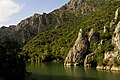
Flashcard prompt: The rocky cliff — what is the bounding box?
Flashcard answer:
[95,7,120,70]
[96,21,120,70]
[64,2,120,69]
[64,28,99,66]
[64,29,88,66]
[0,13,54,44]
[61,0,95,15]
[13,13,53,44]
[0,0,120,70]
[0,0,105,44]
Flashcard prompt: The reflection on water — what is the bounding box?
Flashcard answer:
[27,62,120,80]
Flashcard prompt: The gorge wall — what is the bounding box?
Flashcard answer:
[64,7,120,71]
[0,0,120,70]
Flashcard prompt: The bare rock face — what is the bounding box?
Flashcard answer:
[104,26,109,33]
[13,13,53,44]
[112,21,120,50]
[84,45,101,67]
[88,28,99,42]
[114,7,120,20]
[84,53,95,67]
[96,50,120,70]
[66,0,86,9]
[97,21,120,70]
[61,0,95,15]
[64,29,88,66]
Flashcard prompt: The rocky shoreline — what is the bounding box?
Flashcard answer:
[96,66,120,71]
[64,6,120,71]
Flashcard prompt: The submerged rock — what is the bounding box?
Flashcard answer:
[64,29,88,66]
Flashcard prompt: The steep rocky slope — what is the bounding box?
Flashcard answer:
[0,13,55,44]
[0,0,111,44]
[13,13,54,44]
[64,29,88,66]
[0,0,120,70]
[64,3,120,69]
[22,0,120,64]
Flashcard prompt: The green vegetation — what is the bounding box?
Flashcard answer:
[22,0,120,65]
[0,41,27,80]
[0,1,120,76]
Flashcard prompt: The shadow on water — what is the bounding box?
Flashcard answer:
[30,74,98,80]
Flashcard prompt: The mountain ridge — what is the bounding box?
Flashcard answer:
[0,0,120,70]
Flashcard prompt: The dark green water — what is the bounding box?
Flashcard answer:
[27,62,120,80]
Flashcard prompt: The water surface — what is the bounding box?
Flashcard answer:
[27,62,120,80]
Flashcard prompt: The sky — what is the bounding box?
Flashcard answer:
[0,0,69,27]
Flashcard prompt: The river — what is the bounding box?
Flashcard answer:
[27,62,120,80]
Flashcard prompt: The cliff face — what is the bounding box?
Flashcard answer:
[64,4,120,68]
[21,0,120,66]
[61,0,95,15]
[0,0,120,70]
[64,29,88,66]
[96,21,120,71]
[0,0,101,44]
[13,13,53,44]
[64,28,99,66]
[112,21,120,50]
[65,0,86,9]
[94,7,120,70]
[0,13,53,44]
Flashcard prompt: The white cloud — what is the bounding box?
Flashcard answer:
[0,0,22,23]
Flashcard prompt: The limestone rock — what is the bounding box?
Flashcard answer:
[88,28,99,42]
[112,21,120,50]
[109,21,115,28]
[97,21,120,70]
[84,53,95,67]
[114,7,120,20]
[104,26,109,33]
[13,13,53,44]
[64,29,88,66]
[84,45,101,67]
[104,51,120,66]
[61,0,95,15]
[66,0,86,9]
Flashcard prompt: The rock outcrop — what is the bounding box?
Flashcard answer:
[104,26,109,33]
[88,28,99,42]
[61,0,95,15]
[64,29,88,66]
[112,21,120,50]
[14,13,53,44]
[66,0,86,9]
[96,21,120,70]
[84,53,95,67]
[114,7,120,20]
[0,13,53,44]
